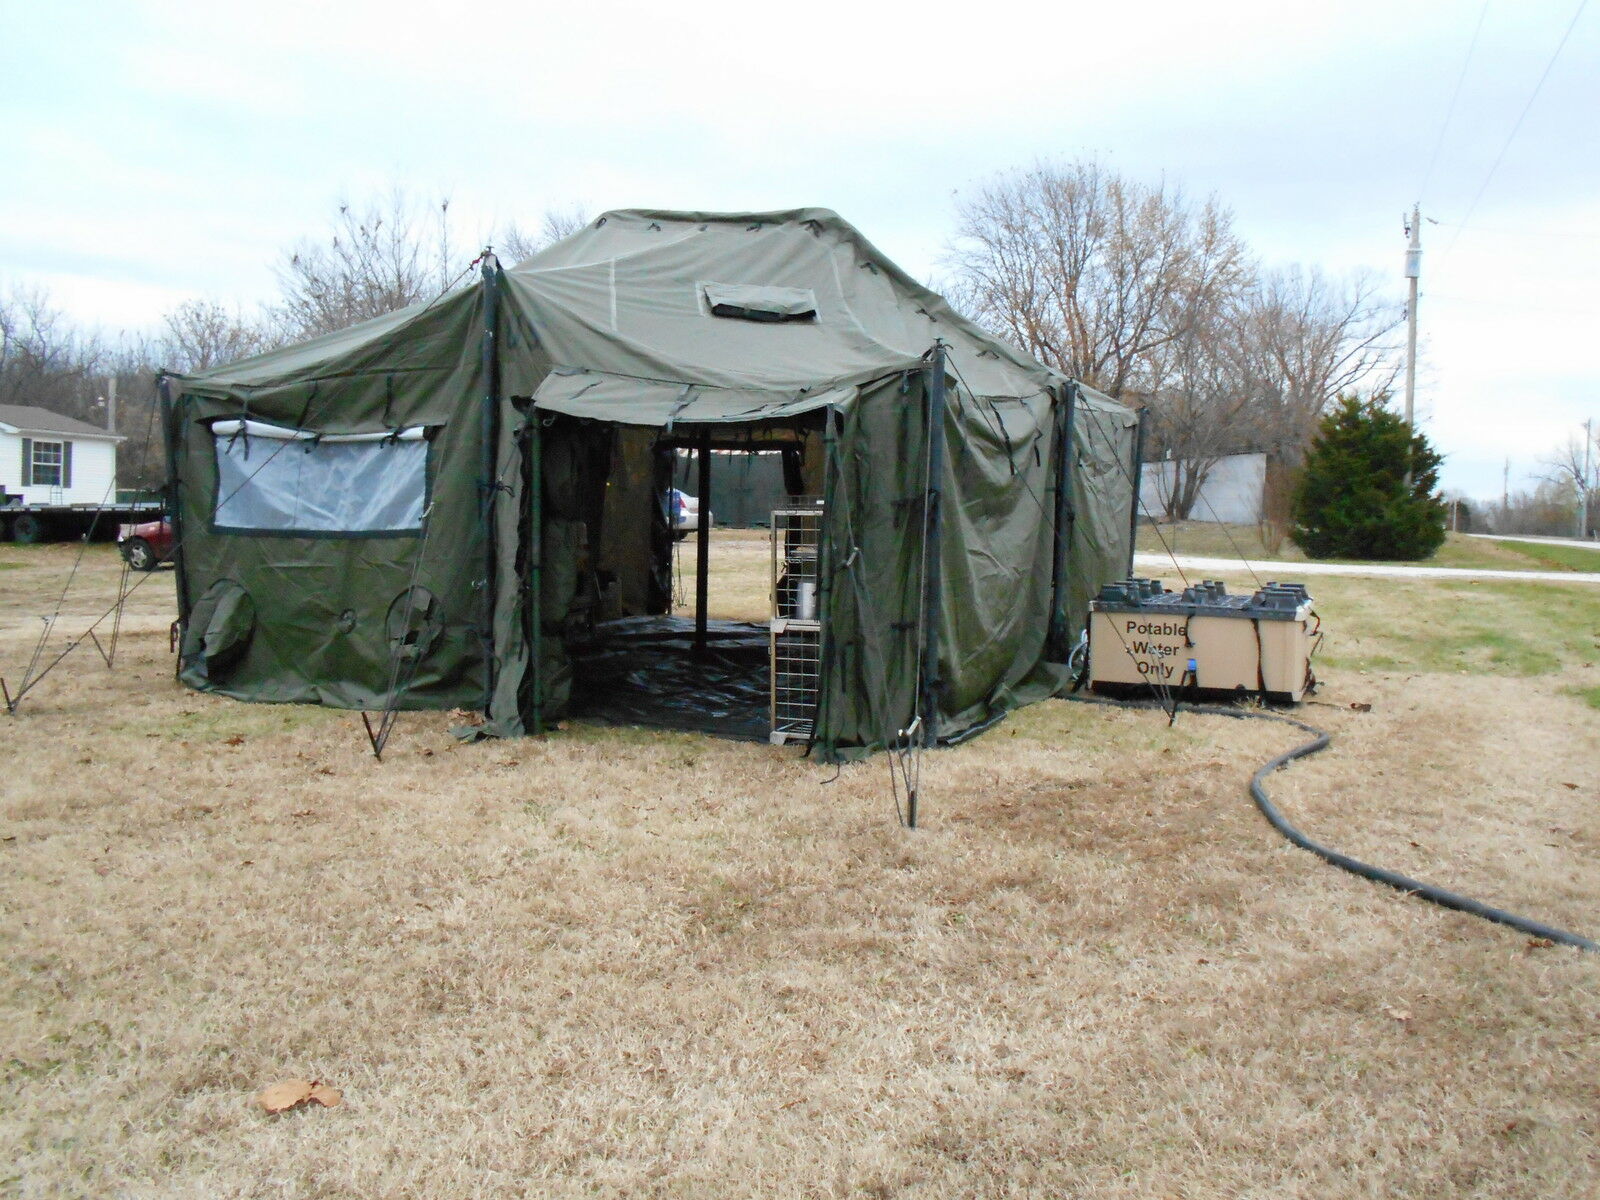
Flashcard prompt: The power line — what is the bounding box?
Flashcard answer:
[1441,0,1590,259]
[1429,218,1600,241]
[1418,0,1492,203]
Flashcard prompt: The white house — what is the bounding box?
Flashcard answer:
[0,404,123,507]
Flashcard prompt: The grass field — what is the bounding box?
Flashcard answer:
[1137,523,1600,574]
[2,537,1597,1198]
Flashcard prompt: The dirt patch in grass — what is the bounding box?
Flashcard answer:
[2,536,1597,1197]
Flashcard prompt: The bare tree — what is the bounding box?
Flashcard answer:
[1138,299,1256,520]
[1485,482,1580,537]
[0,283,105,419]
[494,205,594,265]
[945,159,1250,398]
[273,191,461,340]
[159,299,273,373]
[1537,426,1599,537]
[1230,267,1401,458]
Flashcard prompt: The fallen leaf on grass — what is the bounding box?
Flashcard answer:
[1560,782,1578,790]
[223,735,245,747]
[1384,1007,1412,1022]
[257,1078,342,1113]
[1527,937,1555,950]
[1349,702,1372,713]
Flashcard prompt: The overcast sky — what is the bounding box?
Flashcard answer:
[2,0,1595,500]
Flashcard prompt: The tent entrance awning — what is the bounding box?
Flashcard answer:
[527,368,864,427]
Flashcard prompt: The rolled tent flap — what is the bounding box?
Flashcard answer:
[1065,385,1141,639]
[701,282,818,322]
[529,369,856,426]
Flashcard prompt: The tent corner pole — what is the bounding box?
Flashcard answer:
[478,256,501,717]
[1128,405,1148,578]
[1049,381,1078,661]
[159,376,192,641]
[528,408,543,735]
[920,345,948,751]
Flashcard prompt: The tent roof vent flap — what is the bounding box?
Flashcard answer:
[702,282,816,324]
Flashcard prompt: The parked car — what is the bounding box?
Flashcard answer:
[117,516,174,570]
[670,489,711,541]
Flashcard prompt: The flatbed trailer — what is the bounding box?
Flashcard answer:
[0,500,164,544]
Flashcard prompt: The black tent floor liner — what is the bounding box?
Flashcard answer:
[566,616,772,742]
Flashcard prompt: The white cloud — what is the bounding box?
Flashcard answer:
[3,0,1595,499]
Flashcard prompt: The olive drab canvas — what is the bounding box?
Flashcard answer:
[163,209,1139,759]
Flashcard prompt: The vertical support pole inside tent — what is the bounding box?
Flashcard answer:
[477,256,501,714]
[1048,381,1078,661]
[694,428,712,656]
[919,345,948,750]
[812,406,838,757]
[1128,406,1148,578]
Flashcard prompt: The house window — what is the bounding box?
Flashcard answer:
[211,419,431,535]
[31,441,64,487]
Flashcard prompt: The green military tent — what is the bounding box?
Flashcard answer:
[161,208,1141,758]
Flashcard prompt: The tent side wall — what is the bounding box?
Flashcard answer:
[934,384,1069,738]
[813,375,1139,759]
[813,373,930,756]
[1064,389,1141,639]
[165,286,525,714]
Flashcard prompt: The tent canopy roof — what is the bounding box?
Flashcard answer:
[174,206,1130,430]
[503,208,1065,422]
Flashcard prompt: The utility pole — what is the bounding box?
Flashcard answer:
[1581,417,1593,540]
[1403,205,1421,488]
[106,376,117,434]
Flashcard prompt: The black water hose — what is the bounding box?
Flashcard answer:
[1062,693,1598,953]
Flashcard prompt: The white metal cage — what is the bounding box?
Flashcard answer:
[770,501,824,744]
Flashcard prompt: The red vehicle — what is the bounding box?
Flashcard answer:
[117,516,174,571]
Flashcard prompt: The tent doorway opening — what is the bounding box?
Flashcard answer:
[540,414,826,742]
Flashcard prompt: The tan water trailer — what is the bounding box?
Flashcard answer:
[1088,578,1318,703]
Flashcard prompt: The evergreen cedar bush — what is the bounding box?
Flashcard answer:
[1291,394,1447,561]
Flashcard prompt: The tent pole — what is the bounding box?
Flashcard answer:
[1048,382,1078,661]
[695,429,711,655]
[1128,406,1148,578]
[158,376,192,644]
[813,409,837,757]
[528,410,543,735]
[478,256,502,714]
[920,345,948,750]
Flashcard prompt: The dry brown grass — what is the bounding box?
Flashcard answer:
[2,538,1597,1198]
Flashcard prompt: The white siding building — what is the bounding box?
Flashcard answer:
[0,405,123,507]
[1140,451,1268,524]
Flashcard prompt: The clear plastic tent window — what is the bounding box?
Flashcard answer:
[211,420,429,535]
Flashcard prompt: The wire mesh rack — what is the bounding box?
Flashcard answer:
[770,500,823,744]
